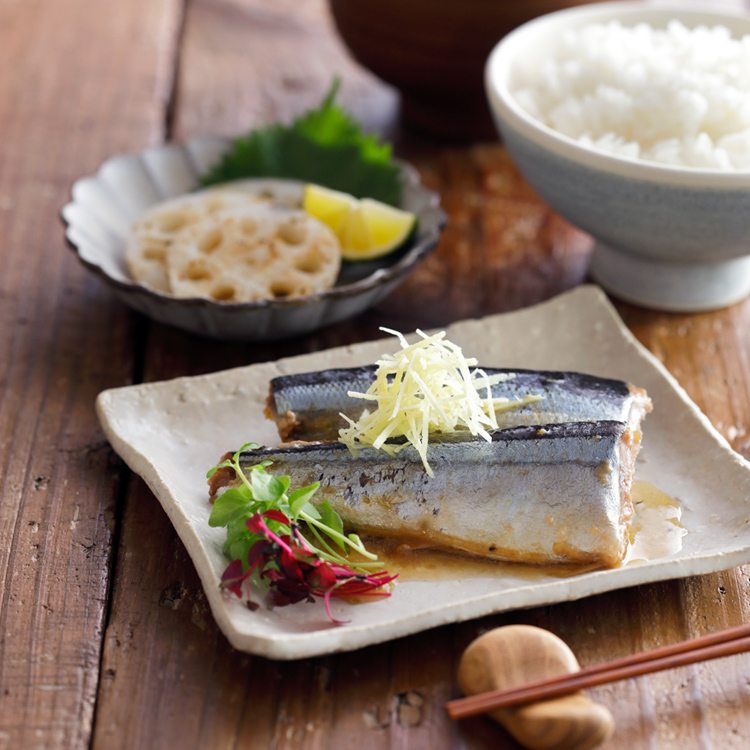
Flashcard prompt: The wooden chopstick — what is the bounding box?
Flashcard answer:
[446,622,750,720]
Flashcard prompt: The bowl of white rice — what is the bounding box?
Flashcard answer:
[485,1,750,311]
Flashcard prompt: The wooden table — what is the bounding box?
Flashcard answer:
[3,1,750,747]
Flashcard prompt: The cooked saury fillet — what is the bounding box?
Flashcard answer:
[264,366,650,445]
[212,416,647,568]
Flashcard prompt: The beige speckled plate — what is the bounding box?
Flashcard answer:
[96,286,750,659]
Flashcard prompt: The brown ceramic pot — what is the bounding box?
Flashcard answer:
[329,0,628,140]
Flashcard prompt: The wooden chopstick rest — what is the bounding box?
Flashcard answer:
[450,621,750,722]
[456,625,614,750]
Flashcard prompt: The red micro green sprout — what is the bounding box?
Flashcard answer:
[208,446,396,623]
[219,510,396,623]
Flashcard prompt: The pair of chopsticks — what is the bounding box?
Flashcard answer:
[446,622,750,720]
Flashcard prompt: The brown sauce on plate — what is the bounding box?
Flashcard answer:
[358,537,602,582]
[625,479,687,563]
[354,480,685,582]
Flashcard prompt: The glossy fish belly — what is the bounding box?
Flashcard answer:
[265,366,649,443]
[230,421,639,567]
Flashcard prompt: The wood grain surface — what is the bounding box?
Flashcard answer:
[0,1,181,748]
[2,0,750,748]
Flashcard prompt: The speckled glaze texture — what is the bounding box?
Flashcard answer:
[96,287,750,659]
[486,2,750,311]
[62,137,445,340]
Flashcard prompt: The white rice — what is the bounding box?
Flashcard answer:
[512,20,750,170]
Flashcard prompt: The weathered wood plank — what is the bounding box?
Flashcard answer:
[0,0,183,748]
[614,300,750,748]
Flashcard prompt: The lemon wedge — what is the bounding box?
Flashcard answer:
[303,184,416,261]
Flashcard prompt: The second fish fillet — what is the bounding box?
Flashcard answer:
[213,419,642,568]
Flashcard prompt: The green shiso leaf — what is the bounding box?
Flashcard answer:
[200,80,402,206]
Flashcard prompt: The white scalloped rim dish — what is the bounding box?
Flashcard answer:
[96,286,750,659]
[62,136,445,340]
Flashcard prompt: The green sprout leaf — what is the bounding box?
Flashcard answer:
[207,444,384,581]
[234,442,261,461]
[302,503,321,521]
[208,486,253,527]
[288,483,320,518]
[249,469,286,505]
[200,80,402,206]
[318,499,346,551]
[206,459,232,479]
[227,533,255,565]
[224,517,250,548]
[277,475,291,494]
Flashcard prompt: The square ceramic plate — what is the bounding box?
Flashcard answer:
[96,285,750,659]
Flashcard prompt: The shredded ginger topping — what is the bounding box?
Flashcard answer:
[338,328,543,477]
